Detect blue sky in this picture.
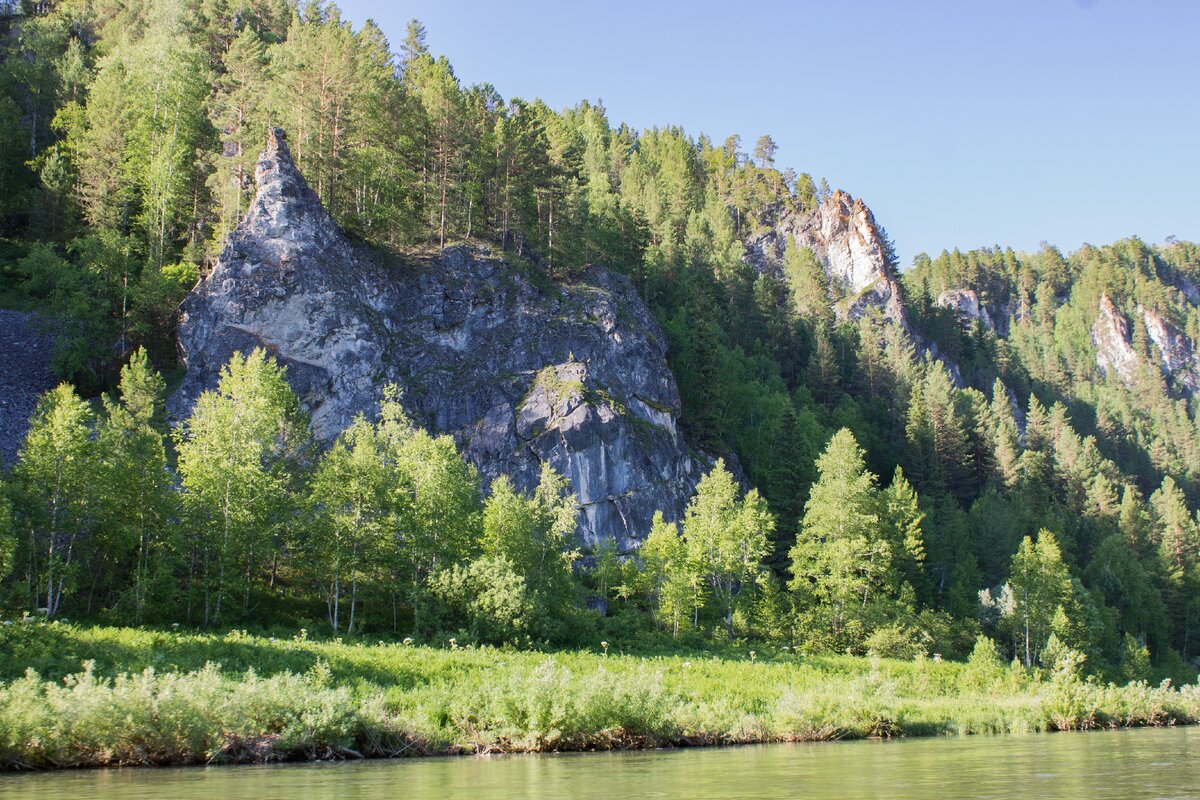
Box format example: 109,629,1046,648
336,0,1199,267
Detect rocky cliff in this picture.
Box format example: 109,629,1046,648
1092,292,1200,393
747,190,907,325
936,288,995,332
172,130,704,551
0,310,56,466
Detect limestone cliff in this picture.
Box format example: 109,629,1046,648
1139,305,1200,393
172,130,704,551
1091,293,1200,394
747,190,907,325
936,289,995,332
1092,293,1139,383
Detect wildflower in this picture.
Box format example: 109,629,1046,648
749,651,757,661
449,637,458,650
403,637,414,646
600,640,609,656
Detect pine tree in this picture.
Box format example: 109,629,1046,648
270,9,360,220
208,26,269,241
405,53,465,249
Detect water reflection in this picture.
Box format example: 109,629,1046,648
1,726,1196,800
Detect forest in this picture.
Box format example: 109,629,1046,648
0,0,1199,694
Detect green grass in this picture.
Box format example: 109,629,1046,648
0,622,1198,769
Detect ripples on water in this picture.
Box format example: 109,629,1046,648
2,726,1197,800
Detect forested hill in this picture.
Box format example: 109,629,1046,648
0,0,1199,680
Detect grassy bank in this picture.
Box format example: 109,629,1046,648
1,623,1198,769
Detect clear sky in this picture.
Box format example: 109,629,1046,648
336,0,1198,267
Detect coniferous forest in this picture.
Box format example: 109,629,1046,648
2,3,1200,765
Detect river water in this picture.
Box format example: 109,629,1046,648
2,727,1197,799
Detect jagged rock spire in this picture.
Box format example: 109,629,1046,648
235,127,349,265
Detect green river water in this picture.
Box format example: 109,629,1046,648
1,727,1197,799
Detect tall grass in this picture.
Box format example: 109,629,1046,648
0,622,1197,769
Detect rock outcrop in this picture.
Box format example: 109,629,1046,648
1091,293,1200,393
1139,305,1200,393
747,190,907,325
1092,294,1139,383
172,130,704,551
936,288,995,332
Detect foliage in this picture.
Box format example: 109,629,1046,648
1,623,1199,768
174,349,313,625
0,0,1198,687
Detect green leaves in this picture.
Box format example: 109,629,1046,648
175,349,313,624
639,459,774,639
790,429,924,653
14,382,96,617
1001,531,1075,668
481,464,580,638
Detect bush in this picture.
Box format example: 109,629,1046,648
1,623,1199,769
428,556,533,645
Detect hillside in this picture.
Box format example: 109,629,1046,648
0,0,1197,684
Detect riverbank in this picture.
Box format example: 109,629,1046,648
1,623,1197,770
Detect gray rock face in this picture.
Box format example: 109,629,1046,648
0,310,56,466
747,190,907,325
172,130,703,552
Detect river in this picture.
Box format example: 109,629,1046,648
2,727,1197,799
